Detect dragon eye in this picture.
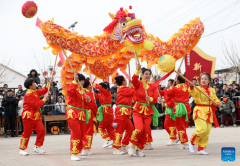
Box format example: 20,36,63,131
121,22,127,27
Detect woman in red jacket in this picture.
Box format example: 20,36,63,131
128,64,158,157
112,75,135,155
81,79,98,156
66,74,90,161
94,82,115,148
19,78,50,156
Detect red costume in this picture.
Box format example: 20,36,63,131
130,71,158,149
160,90,177,140
95,84,114,140
167,83,191,144
82,88,98,150
19,86,48,150
113,86,135,149
66,81,89,155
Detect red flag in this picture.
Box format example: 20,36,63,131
120,69,129,80
185,46,216,82
36,17,42,28
151,70,174,87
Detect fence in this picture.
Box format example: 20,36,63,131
41,104,67,116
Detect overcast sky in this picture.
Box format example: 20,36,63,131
1,0,240,85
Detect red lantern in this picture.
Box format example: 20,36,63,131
50,71,56,75
42,71,48,76
22,1,38,18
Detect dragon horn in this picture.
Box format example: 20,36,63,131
109,12,115,19
124,9,129,14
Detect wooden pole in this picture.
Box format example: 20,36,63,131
61,48,87,97
47,54,58,95
87,64,96,101
128,63,131,88
173,41,191,86
134,52,149,102
152,69,162,102
92,77,97,84
175,70,217,105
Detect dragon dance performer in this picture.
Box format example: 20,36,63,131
159,79,179,146
66,74,90,161
19,78,51,156
94,82,115,148
128,65,158,157
112,76,135,155
189,73,221,155
81,79,98,156
167,74,191,150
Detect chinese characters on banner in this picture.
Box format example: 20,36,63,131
185,46,216,82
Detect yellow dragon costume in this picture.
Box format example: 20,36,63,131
39,7,204,95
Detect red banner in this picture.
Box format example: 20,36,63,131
185,46,216,82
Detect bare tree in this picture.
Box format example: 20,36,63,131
0,57,12,84
29,48,60,85
221,41,240,83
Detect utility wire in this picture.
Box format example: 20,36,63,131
148,0,214,33
203,5,240,29
203,0,239,21
146,0,195,27
202,22,240,38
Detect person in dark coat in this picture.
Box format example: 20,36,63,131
215,86,223,99
27,69,40,85
1,89,18,137
220,95,237,128
154,97,165,129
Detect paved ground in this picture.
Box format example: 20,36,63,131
0,126,239,166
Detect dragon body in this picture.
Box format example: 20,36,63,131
40,7,204,95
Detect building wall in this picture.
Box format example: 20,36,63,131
0,65,27,88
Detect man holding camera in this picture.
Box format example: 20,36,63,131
220,95,237,128
1,89,18,138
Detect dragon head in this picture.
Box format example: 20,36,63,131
103,7,144,44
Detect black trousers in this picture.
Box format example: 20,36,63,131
4,114,16,134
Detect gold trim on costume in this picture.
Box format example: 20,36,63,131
71,140,80,154
98,128,107,138
67,109,74,119
23,111,31,119
85,135,93,148
103,106,108,113
169,127,176,138
72,80,77,85
34,112,40,120
139,105,149,115
78,111,85,121
178,130,186,143
131,129,141,141
119,107,128,115
113,133,122,147
76,87,83,94
20,137,28,149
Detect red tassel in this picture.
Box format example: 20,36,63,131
103,19,118,34
129,6,132,9
120,7,123,11
150,69,175,87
